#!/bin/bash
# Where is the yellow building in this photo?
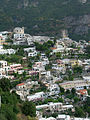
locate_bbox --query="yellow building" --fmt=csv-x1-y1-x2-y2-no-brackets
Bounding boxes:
70,60,82,67
0,34,9,45
0,39,8,45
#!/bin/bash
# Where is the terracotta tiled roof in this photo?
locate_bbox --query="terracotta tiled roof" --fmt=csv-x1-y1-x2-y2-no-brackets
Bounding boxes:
51,47,57,50
78,89,87,95
16,83,25,86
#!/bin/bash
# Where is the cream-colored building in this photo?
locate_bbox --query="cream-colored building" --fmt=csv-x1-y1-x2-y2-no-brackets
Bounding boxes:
60,80,90,90
13,27,24,34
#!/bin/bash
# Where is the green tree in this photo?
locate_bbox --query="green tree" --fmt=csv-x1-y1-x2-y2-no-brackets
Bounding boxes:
0,78,11,92
28,61,33,68
22,101,36,117
56,52,61,59
60,86,65,93
22,71,26,78
75,107,85,117
66,89,70,94
71,88,76,95
74,97,79,103
58,98,64,103
0,114,7,120
1,105,17,120
83,97,90,117
45,49,52,57
85,97,90,106
52,113,58,118
0,88,3,95
45,63,52,70
16,48,24,56
1,92,18,105
85,45,90,55
73,66,83,74
69,75,74,81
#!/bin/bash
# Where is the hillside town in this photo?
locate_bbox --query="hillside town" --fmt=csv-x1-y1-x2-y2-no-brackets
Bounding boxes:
0,27,90,120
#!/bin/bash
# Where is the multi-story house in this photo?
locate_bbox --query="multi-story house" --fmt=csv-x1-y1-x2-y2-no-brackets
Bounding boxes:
60,80,90,90
27,92,46,102
36,102,73,113
0,60,10,79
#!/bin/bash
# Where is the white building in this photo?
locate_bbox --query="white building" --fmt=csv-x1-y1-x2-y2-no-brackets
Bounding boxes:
0,60,10,79
14,34,25,39
49,84,60,96
84,59,90,64
36,102,73,113
0,68,7,79
28,51,37,57
7,49,16,54
41,53,46,59
0,60,7,67
39,115,90,120
39,117,56,120
24,46,36,52
27,37,33,45
85,65,90,71
33,62,45,71
52,47,65,53
62,59,70,65
33,36,51,43
42,58,49,66
73,118,90,120
39,70,51,80
83,76,90,81
0,31,10,40
13,27,34,46
57,114,71,120
0,48,16,55
52,64,66,74
27,92,46,101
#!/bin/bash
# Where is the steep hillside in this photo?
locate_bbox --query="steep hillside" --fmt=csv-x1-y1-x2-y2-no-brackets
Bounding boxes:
0,0,90,40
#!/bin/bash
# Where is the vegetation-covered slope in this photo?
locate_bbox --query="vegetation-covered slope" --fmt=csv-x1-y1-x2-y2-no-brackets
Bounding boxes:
0,0,90,40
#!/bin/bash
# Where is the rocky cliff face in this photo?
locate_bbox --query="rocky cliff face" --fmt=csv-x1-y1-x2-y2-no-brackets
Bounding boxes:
79,0,87,4
64,14,90,35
